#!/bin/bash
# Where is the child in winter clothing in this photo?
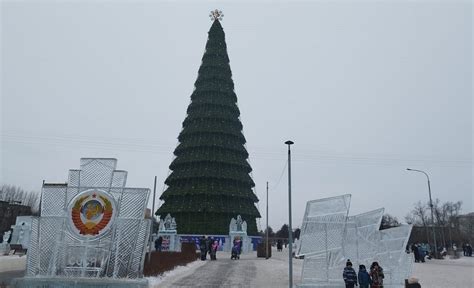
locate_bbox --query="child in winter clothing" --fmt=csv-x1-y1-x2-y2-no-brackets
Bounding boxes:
369,261,384,288
358,265,371,288
231,237,242,260
343,260,358,288
210,240,219,260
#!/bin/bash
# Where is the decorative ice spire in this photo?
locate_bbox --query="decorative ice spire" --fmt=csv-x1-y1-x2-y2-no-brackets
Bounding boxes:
209,9,224,21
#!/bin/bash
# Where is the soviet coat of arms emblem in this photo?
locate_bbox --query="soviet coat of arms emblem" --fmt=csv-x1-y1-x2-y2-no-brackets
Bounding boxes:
69,190,116,237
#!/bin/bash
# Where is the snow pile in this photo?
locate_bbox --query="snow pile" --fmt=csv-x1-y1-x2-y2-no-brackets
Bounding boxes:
0,255,26,273
146,259,206,288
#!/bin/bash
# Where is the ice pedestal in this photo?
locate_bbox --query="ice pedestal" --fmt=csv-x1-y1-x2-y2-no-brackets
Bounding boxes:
13,277,148,288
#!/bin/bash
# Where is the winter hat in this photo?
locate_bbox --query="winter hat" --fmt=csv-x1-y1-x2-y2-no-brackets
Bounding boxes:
346,259,352,266
407,277,419,284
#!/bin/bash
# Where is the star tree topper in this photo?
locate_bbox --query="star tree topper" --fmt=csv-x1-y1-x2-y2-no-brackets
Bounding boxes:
209,9,224,21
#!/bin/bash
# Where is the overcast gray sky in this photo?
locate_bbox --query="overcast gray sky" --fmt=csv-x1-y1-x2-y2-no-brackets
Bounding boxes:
1,0,472,230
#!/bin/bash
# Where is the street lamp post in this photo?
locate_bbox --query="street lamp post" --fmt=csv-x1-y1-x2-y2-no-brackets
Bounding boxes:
266,181,269,260
285,140,294,288
406,168,438,258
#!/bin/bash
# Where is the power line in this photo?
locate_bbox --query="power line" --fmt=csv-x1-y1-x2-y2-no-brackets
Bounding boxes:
2,133,472,166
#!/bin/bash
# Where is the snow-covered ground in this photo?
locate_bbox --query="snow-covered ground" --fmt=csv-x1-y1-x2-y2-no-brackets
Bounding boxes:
146,248,474,287
146,248,304,287
412,256,474,288
1,249,472,287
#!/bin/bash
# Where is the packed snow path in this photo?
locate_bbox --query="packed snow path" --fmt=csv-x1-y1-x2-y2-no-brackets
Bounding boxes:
151,249,303,288
150,249,474,288
1,248,472,287
169,257,257,287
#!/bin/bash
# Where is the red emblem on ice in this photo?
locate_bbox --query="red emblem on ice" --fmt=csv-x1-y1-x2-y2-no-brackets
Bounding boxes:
70,190,114,236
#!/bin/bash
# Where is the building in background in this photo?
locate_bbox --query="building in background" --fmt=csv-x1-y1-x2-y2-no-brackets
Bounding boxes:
0,200,32,239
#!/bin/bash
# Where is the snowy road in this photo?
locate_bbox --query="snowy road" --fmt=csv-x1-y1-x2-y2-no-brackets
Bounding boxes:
149,248,303,288
168,257,257,287
149,249,474,288
1,249,472,287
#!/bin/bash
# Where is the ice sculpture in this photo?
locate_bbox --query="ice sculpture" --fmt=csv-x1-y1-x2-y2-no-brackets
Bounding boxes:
157,213,180,252
17,158,150,287
10,216,33,249
297,195,412,288
229,215,252,253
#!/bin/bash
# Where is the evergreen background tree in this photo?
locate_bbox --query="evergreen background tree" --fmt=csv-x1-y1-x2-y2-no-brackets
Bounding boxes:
156,18,260,235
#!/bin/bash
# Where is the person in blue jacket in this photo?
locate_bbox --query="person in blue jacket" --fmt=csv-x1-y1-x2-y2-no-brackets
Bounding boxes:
358,264,372,288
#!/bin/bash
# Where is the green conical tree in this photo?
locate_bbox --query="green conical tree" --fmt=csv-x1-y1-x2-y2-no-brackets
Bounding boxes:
156,19,260,235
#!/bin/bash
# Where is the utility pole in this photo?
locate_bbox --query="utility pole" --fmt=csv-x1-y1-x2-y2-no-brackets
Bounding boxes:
148,176,157,263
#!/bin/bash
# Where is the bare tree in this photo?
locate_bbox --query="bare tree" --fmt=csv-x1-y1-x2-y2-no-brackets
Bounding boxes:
406,199,465,245
0,184,40,212
410,201,430,242
446,201,463,245
260,226,275,238
380,214,401,230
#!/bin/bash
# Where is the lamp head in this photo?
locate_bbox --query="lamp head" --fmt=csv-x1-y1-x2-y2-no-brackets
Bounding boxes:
285,140,294,145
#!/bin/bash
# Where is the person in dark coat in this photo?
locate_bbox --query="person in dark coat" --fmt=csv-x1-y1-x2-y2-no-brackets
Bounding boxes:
466,244,472,257
411,243,420,262
207,237,213,257
343,260,358,288
154,236,163,252
369,262,384,288
277,239,283,252
199,236,208,261
358,264,371,288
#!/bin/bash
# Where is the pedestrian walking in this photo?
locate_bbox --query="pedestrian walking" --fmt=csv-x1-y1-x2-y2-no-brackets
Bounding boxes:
419,244,426,262
208,237,213,257
342,260,358,288
441,246,447,258
154,236,163,252
466,244,472,257
277,239,283,252
411,243,419,263
231,236,242,260
358,264,371,288
210,240,219,260
369,261,384,288
199,235,208,261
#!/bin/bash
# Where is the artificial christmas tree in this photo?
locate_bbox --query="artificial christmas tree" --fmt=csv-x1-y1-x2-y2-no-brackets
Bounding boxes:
156,12,260,235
